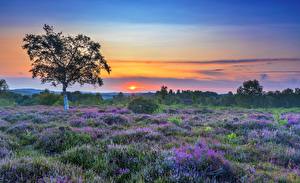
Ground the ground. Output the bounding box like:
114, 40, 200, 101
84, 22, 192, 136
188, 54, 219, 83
0, 105, 300, 182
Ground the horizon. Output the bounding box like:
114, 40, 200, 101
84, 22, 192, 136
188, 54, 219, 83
1, 1, 300, 93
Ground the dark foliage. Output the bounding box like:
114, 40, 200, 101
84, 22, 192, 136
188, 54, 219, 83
0, 79, 9, 92
22, 25, 111, 109
128, 97, 159, 114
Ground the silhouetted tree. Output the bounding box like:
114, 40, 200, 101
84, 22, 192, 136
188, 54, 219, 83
22, 25, 111, 110
295, 88, 300, 95
156, 85, 168, 99
237, 80, 263, 96
282, 88, 293, 95
0, 79, 9, 92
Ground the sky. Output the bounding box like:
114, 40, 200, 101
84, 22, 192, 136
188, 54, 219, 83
1, 0, 300, 93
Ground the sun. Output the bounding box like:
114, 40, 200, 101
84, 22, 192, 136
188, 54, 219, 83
128, 85, 137, 91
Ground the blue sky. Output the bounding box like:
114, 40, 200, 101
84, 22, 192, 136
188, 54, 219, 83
1, 0, 300, 25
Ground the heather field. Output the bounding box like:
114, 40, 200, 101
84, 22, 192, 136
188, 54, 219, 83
1, 105, 300, 182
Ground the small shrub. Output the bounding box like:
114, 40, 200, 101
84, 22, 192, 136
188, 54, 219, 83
60, 145, 100, 169
227, 133, 237, 141
3, 113, 43, 123
0, 98, 15, 106
0, 147, 11, 159
0, 133, 14, 159
143, 141, 242, 182
101, 114, 129, 125
128, 97, 159, 114
69, 117, 86, 127
274, 111, 288, 126
168, 116, 183, 126
36, 127, 92, 154
97, 144, 158, 182
0, 157, 84, 182
204, 126, 213, 132
0, 119, 10, 131
157, 124, 189, 137
110, 128, 163, 144
6, 122, 35, 136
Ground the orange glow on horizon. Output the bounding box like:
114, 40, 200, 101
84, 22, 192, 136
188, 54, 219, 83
123, 82, 158, 92
128, 85, 137, 91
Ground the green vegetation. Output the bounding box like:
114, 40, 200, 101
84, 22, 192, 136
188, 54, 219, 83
128, 97, 159, 114
168, 116, 183, 126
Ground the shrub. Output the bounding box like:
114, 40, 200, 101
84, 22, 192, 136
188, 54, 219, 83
0, 132, 14, 149
4, 113, 36, 123
271, 146, 300, 167
110, 127, 163, 144
0, 98, 15, 106
60, 145, 100, 169
101, 114, 129, 125
6, 122, 35, 136
227, 133, 237, 141
0, 119, 10, 130
0, 157, 85, 182
157, 124, 189, 137
69, 117, 87, 127
97, 144, 158, 182
128, 97, 159, 114
0, 133, 14, 159
36, 127, 92, 154
168, 116, 183, 126
143, 141, 242, 182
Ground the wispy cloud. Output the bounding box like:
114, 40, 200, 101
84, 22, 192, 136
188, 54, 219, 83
114, 58, 300, 65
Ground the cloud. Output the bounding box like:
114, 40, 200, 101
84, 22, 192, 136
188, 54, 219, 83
257, 71, 300, 74
260, 73, 268, 80
114, 58, 300, 65
200, 69, 225, 76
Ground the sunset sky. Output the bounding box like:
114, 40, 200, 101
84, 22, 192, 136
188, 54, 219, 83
1, 0, 300, 93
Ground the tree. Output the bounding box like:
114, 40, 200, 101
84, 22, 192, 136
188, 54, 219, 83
158, 85, 168, 99
295, 88, 300, 95
282, 88, 293, 95
22, 25, 111, 110
237, 79, 263, 96
0, 79, 9, 92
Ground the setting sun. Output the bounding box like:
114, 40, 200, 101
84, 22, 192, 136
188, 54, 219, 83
128, 85, 137, 91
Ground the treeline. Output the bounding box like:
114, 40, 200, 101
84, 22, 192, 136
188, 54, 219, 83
0, 89, 103, 106
155, 80, 300, 108
1, 79, 300, 108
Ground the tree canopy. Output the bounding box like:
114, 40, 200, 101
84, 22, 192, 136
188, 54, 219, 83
22, 25, 111, 110
237, 79, 263, 96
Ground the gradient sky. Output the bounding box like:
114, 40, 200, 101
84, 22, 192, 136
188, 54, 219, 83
1, 0, 300, 93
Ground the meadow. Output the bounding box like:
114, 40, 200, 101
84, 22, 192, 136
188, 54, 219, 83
1, 104, 300, 182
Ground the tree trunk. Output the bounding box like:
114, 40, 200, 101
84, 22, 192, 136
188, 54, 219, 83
63, 85, 69, 111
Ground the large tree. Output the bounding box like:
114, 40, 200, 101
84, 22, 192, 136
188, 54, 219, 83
23, 25, 111, 110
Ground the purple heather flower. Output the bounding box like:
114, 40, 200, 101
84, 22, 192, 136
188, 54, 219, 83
71, 127, 103, 139
281, 113, 300, 126
117, 168, 130, 175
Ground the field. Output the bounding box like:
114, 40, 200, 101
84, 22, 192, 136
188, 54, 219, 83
1, 105, 300, 182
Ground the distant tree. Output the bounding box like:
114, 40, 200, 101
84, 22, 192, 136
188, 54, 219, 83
295, 88, 300, 95
114, 92, 125, 100
159, 85, 168, 99
0, 79, 9, 92
22, 25, 111, 110
282, 88, 294, 95
237, 80, 263, 96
